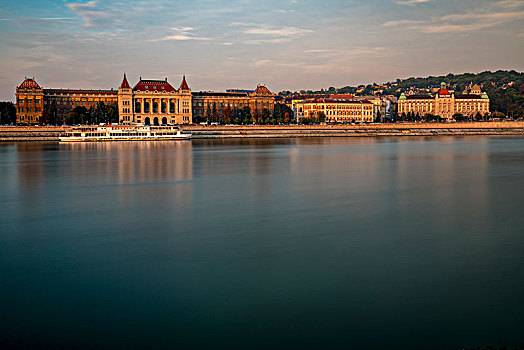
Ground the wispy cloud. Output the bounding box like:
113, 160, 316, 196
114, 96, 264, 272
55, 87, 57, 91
245, 26, 312, 37
150, 27, 211, 41
241, 24, 312, 44
65, 0, 111, 28
384, 0, 524, 33
396, 0, 431, 6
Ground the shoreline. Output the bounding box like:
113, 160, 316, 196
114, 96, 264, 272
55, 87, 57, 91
1, 122, 524, 141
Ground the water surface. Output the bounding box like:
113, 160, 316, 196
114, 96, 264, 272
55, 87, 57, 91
1, 137, 523, 349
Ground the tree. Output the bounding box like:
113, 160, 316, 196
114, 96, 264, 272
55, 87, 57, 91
212, 103, 218, 123
205, 106, 212, 124
242, 106, 251, 124
317, 111, 326, 123
223, 107, 233, 124
424, 113, 439, 122
107, 103, 119, 124
0, 102, 17, 125
262, 108, 271, 124
453, 113, 467, 122
376, 110, 381, 123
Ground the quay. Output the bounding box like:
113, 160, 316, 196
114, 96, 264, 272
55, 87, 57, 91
2, 122, 524, 142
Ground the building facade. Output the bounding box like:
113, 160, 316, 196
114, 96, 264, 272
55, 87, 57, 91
294, 98, 374, 123
15, 77, 118, 125
15, 74, 191, 125
398, 82, 489, 120
192, 84, 275, 122
118, 74, 192, 125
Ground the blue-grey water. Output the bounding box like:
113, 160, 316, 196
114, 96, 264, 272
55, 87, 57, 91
1, 137, 524, 349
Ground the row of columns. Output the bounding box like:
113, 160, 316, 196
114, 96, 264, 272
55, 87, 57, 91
134, 98, 179, 115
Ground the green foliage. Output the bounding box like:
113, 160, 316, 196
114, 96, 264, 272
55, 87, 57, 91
62, 102, 118, 125
281, 70, 524, 118
0, 101, 17, 125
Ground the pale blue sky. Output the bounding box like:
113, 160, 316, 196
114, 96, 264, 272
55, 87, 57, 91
1, 0, 523, 100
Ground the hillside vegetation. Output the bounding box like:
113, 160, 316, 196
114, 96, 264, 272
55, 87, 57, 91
283, 70, 524, 118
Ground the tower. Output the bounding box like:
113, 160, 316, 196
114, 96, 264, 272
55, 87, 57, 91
118, 73, 133, 124
178, 76, 192, 124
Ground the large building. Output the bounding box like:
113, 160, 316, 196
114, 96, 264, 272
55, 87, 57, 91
294, 98, 375, 123
15, 74, 192, 125
192, 84, 275, 122
118, 74, 192, 125
15, 77, 117, 125
397, 82, 489, 120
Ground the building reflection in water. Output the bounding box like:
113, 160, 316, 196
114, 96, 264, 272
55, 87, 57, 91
60, 141, 194, 212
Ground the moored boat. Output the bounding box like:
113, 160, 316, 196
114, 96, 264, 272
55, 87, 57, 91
59, 125, 191, 142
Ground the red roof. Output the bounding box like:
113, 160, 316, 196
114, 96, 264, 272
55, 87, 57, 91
133, 79, 176, 92
329, 94, 354, 99
44, 89, 117, 95
19, 77, 41, 89
120, 73, 130, 89
438, 88, 450, 96
254, 84, 272, 95
179, 76, 190, 90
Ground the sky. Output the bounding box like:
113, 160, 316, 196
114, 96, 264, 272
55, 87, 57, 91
0, 0, 523, 101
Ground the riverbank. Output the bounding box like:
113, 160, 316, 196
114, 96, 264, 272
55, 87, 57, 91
2, 122, 524, 141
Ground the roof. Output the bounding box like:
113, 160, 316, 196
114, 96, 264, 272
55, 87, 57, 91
438, 88, 450, 96
120, 73, 130, 89
179, 76, 190, 90
44, 89, 117, 95
329, 94, 354, 99
19, 77, 41, 89
297, 98, 373, 104
253, 84, 272, 95
193, 91, 249, 98
455, 94, 482, 99
405, 94, 433, 100
133, 79, 176, 92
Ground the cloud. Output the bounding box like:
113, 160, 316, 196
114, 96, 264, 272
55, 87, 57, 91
396, 0, 431, 5
245, 26, 312, 37
382, 19, 424, 27
384, 0, 524, 33
65, 0, 111, 28
150, 26, 211, 41
241, 24, 312, 44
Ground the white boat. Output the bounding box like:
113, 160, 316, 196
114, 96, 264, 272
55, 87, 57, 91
59, 125, 191, 142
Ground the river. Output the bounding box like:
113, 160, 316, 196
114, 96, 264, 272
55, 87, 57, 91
1, 136, 523, 349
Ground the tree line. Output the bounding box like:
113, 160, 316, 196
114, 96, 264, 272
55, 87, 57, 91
196, 103, 295, 125
43, 102, 119, 125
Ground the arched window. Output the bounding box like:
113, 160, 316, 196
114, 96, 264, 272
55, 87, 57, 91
170, 102, 175, 113
135, 101, 141, 112
144, 102, 150, 113
161, 102, 166, 113
153, 101, 158, 113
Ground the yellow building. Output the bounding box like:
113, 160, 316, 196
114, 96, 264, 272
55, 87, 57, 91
15, 74, 192, 125
16, 77, 118, 124
398, 82, 490, 120
294, 98, 374, 123
192, 84, 275, 122
118, 74, 192, 125
15, 77, 44, 125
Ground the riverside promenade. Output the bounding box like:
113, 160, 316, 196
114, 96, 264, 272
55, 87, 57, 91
2, 122, 524, 141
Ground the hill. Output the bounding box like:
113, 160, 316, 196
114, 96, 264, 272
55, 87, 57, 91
281, 70, 524, 118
